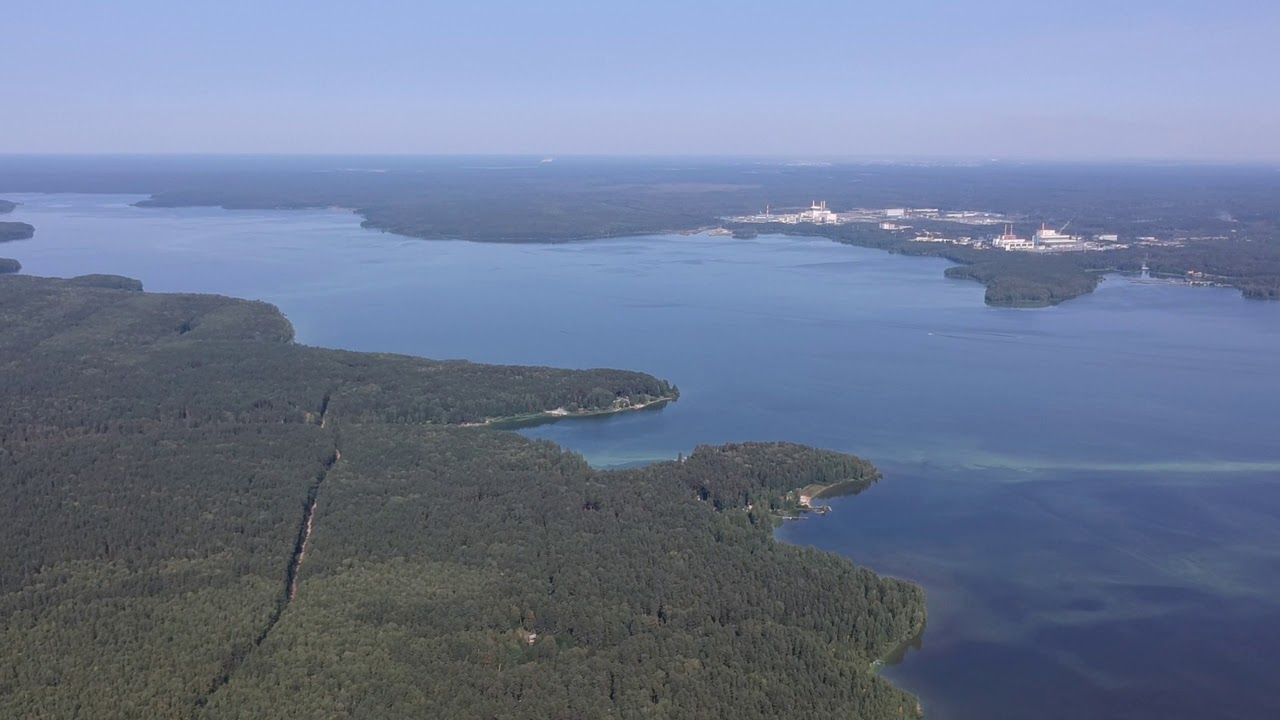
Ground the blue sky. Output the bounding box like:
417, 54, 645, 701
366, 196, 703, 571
4, 0, 1278, 160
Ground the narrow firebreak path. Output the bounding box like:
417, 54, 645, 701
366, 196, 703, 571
192, 400, 340, 715
288, 446, 339, 601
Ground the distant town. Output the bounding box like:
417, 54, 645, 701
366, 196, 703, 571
726, 202, 1197, 252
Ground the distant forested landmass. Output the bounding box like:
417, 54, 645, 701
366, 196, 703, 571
0, 274, 925, 719
1144, 241, 1280, 300
0, 199, 16, 214
0, 258, 18, 274
2, 155, 1277, 305
925, 236, 1279, 305
0, 221, 34, 242
943, 256, 1101, 307
62, 273, 145, 290
739, 221, 1280, 307
737, 222, 1109, 307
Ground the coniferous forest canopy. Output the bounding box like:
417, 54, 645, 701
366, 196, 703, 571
2, 156, 1278, 305
0, 274, 925, 719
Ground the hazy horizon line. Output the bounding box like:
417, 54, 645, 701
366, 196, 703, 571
2, 152, 1278, 168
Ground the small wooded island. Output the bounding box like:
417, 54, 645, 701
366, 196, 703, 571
0, 273, 926, 719
0, 199, 17, 214
0, 221, 35, 242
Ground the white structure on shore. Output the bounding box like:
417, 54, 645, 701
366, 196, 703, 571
737, 201, 842, 226
993, 224, 1034, 250
797, 201, 840, 225
989, 223, 1089, 251
1033, 224, 1081, 248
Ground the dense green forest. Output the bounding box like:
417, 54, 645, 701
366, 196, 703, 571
943, 257, 1100, 307
0, 199, 16, 214
1142, 241, 1280, 300
0, 221, 34, 242
0, 274, 925, 719
3, 156, 1277, 306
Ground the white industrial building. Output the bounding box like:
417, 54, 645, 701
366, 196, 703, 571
730, 201, 842, 226
993, 224, 1035, 250
798, 201, 840, 225
1033, 224, 1081, 248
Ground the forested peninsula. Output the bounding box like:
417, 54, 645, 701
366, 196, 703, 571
0, 258, 19, 274
0, 274, 926, 719
0, 221, 34, 242
734, 222, 1280, 307
737, 222, 1109, 307
0, 199, 16, 214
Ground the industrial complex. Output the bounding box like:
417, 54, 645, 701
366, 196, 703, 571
727, 204, 1133, 252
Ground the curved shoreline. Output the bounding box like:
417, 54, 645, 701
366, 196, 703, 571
15, 190, 1273, 307
1, 273, 927, 718
461, 394, 676, 429
772, 478, 928, 683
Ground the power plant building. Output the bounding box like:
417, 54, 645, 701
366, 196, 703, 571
1033, 224, 1081, 248
993, 225, 1035, 250
798, 201, 840, 225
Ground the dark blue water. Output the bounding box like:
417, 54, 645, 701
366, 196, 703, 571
6, 194, 1280, 719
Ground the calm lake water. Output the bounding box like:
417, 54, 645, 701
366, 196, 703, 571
6, 193, 1280, 719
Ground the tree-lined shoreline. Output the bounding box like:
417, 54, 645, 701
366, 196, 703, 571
0, 273, 925, 719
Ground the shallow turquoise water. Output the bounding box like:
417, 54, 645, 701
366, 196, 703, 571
6, 193, 1280, 719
